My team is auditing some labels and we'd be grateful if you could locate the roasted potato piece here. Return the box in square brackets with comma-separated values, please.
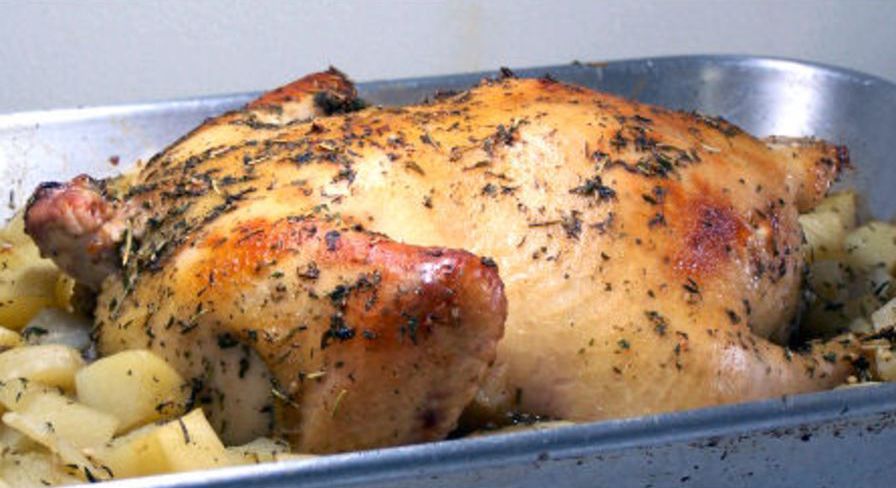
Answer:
[844, 222, 896, 273]
[0, 378, 60, 412]
[227, 437, 292, 464]
[21, 308, 91, 352]
[95, 409, 230, 478]
[75, 350, 189, 433]
[873, 346, 896, 381]
[800, 211, 850, 262]
[0, 423, 39, 452]
[227, 437, 315, 465]
[802, 260, 854, 336]
[814, 191, 857, 229]
[798, 191, 858, 263]
[53, 274, 76, 314]
[0, 345, 84, 391]
[0, 450, 83, 487]
[2, 412, 109, 482]
[806, 259, 850, 302]
[871, 297, 896, 331]
[7, 391, 119, 449]
[0, 326, 22, 351]
[0, 214, 63, 330]
[848, 316, 874, 334]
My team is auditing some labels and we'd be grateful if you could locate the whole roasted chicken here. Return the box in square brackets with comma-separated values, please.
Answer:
[25, 69, 858, 453]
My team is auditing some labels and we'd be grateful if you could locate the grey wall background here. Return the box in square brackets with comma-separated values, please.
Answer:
[1, 0, 894, 113]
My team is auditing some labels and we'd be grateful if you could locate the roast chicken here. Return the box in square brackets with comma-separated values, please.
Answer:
[24, 68, 860, 453]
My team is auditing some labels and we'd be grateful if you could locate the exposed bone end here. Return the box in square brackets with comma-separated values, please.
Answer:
[24, 175, 126, 289]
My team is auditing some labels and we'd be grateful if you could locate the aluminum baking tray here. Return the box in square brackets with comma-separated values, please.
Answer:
[2, 55, 896, 487]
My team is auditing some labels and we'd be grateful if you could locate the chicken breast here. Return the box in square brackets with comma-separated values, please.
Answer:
[26, 68, 858, 452]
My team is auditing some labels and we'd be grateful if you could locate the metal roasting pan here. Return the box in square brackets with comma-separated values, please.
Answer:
[2, 55, 896, 487]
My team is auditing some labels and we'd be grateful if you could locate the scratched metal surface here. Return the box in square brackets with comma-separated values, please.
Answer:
[2, 55, 896, 487]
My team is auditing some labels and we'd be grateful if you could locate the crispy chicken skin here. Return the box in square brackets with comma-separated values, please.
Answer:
[27, 68, 857, 451]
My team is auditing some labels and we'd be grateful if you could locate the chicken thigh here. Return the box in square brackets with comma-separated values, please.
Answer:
[26, 68, 858, 452]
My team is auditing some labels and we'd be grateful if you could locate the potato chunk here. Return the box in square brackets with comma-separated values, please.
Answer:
[871, 296, 896, 331]
[814, 191, 857, 229]
[800, 211, 849, 261]
[844, 222, 896, 273]
[0, 214, 63, 330]
[9, 391, 119, 449]
[22, 308, 92, 352]
[0, 345, 84, 391]
[0, 326, 22, 351]
[874, 347, 896, 381]
[227, 437, 313, 465]
[0, 451, 83, 487]
[75, 350, 189, 433]
[0, 423, 39, 452]
[2, 411, 110, 482]
[96, 409, 230, 478]
[0, 296, 58, 332]
[0, 378, 59, 412]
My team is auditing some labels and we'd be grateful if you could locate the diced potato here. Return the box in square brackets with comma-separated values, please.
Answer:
[814, 191, 857, 230]
[848, 316, 874, 334]
[873, 346, 896, 381]
[0, 296, 58, 331]
[0, 214, 31, 246]
[0, 378, 60, 412]
[803, 290, 881, 337]
[844, 222, 896, 273]
[12, 391, 118, 449]
[149, 410, 232, 472]
[0, 213, 63, 330]
[2, 412, 109, 482]
[864, 265, 895, 301]
[0, 451, 83, 487]
[0, 326, 21, 351]
[802, 260, 863, 337]
[22, 308, 92, 352]
[271, 452, 319, 462]
[96, 409, 230, 478]
[806, 260, 850, 301]
[871, 296, 896, 331]
[799, 211, 848, 261]
[90, 422, 161, 478]
[54, 274, 76, 313]
[846, 293, 885, 320]
[227, 437, 303, 465]
[0, 424, 39, 451]
[0, 345, 84, 391]
[76, 350, 189, 433]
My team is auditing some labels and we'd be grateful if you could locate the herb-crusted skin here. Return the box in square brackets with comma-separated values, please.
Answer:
[30, 68, 858, 452]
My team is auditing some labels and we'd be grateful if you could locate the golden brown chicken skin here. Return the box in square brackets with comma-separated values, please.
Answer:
[27, 68, 857, 452]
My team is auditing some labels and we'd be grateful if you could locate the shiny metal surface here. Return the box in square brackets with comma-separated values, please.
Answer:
[2, 55, 895, 486]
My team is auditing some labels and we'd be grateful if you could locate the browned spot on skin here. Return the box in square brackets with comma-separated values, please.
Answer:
[197, 218, 318, 285]
[674, 200, 749, 277]
[345, 244, 491, 351]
